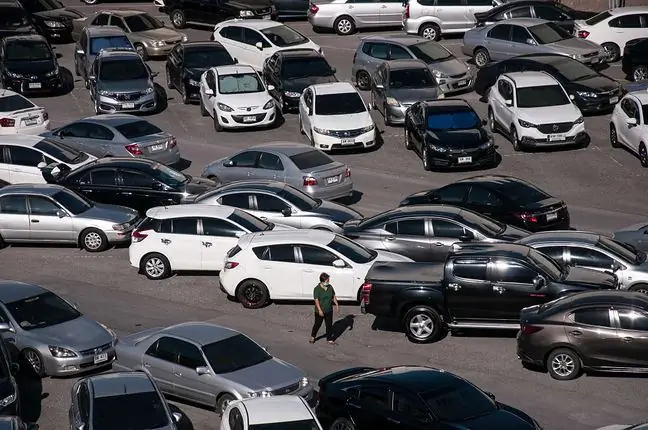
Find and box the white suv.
[487,71,589,151]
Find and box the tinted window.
[5,291,80,331]
[585,10,611,25]
[433,219,466,238]
[569,247,614,269]
[617,309,648,331]
[99,58,148,81]
[409,41,453,63]
[268,244,295,262]
[90,169,117,186]
[230,151,259,167]
[517,84,569,108]
[124,14,163,31]
[389,44,412,60]
[248,420,320,430]
[89,36,132,55]
[327,235,376,264]
[0,7,29,26]
[172,217,198,235]
[363,42,388,59]
[5,40,52,61]
[115,121,162,139]
[452,260,488,280]
[261,25,307,47]
[427,109,479,130]
[390,68,436,89]
[0,94,34,112]
[277,186,318,211]
[92,391,170,430]
[509,6,532,18]
[282,57,333,79]
[202,334,271,374]
[85,125,113,140]
[242,28,270,47]
[488,24,511,40]
[528,23,571,44]
[435,0,461,5]
[550,57,599,81]
[34,140,85,165]
[220,26,242,42]
[466,186,502,206]
[0,195,27,214]
[492,261,537,283]
[257,153,283,171]
[534,5,565,21]
[609,14,641,28]
[422,383,496,422]
[121,171,155,188]
[255,194,289,212]
[396,219,426,236]
[392,392,429,420]
[484,179,548,205]
[202,218,243,237]
[436,184,469,203]
[92,13,109,25]
[176,340,206,368]
[359,387,389,408]
[573,308,611,327]
[315,93,366,115]
[300,245,338,265]
[289,150,334,170]
[9,147,44,167]
[220,193,251,209]
[228,210,269,232]
[537,246,564,263]
[28,196,59,216]
[146,337,179,363]
[185,48,234,68]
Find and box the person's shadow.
[330,315,355,341]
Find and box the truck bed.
[366,262,445,283]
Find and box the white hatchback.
[219,230,412,308]
[0,89,50,135]
[610,91,648,167]
[221,396,323,430]
[129,204,294,280]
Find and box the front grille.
[79,342,112,357]
[536,122,573,134]
[231,113,266,123]
[328,127,367,138]
[271,382,300,395]
[237,106,259,111]
[255,7,272,14]
[114,91,144,101]
[449,72,467,79]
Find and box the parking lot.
[3,2,648,429]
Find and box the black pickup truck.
[360,243,617,343]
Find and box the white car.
[0,89,50,135]
[129,204,294,280]
[211,19,321,71]
[221,396,323,430]
[299,82,376,152]
[219,230,412,308]
[610,91,648,167]
[487,71,589,152]
[0,134,96,184]
[199,65,277,132]
[573,6,648,62]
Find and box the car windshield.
[99,58,148,81]
[409,41,453,63]
[218,73,264,94]
[315,93,366,115]
[427,109,480,130]
[327,235,377,264]
[92,392,170,430]
[0,94,34,113]
[0,8,29,26]
[21,0,64,12]
[89,36,132,55]
[421,383,496,422]
[599,236,645,264]
[277,186,318,211]
[282,57,333,79]
[249,420,320,430]
[289,150,334,170]
[124,14,163,32]
[185,48,234,68]
[34,139,86,164]
[460,210,505,235]
[528,248,564,280]
[5,41,51,61]
[5,291,81,330]
[550,57,599,81]
[228,209,271,232]
[528,23,572,44]
[115,120,162,139]
[52,190,93,215]
[517,85,569,108]
[261,25,307,47]
[150,163,187,188]
[202,334,272,374]
[390,68,436,89]
[585,10,611,25]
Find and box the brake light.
[131,230,148,243]
[125,143,143,156]
[345,167,351,177]
[225,261,239,269]
[520,325,543,335]
[361,282,373,304]
[303,176,318,186]
[168,137,177,148]
[310,3,319,14]
[514,212,538,223]
[0,118,15,127]
[43,111,49,121]
[404,3,410,19]
[577,30,589,38]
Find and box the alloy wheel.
[243,284,263,304]
[24,350,42,374]
[83,232,103,251]
[633,287,648,294]
[356,71,370,90]
[422,26,437,40]
[475,51,488,68]
[332,421,354,430]
[172,12,183,27]
[145,257,166,278]
[633,66,648,82]
[551,353,575,378]
[408,314,434,339]
[337,19,352,34]
[423,147,429,169]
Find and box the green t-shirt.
[314,284,335,314]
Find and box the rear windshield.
[289,150,334,170]
[249,421,319,430]
[485,179,549,205]
[0,94,34,112]
[115,120,162,139]
[34,140,87,164]
[585,10,611,25]
[89,36,132,56]
[409,41,453,63]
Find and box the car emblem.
[94,348,101,354]
[552,124,559,132]
[246,107,251,111]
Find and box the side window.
[172,217,198,235]
[90,169,117,186]
[392,391,429,420]
[435,184,469,203]
[0,195,27,214]
[568,247,614,269]
[388,44,412,60]
[510,25,531,44]
[609,14,641,28]
[466,186,502,207]
[617,309,648,331]
[92,13,109,25]
[58,122,92,138]
[432,219,466,238]
[145,337,179,363]
[86,124,114,140]
[109,16,128,31]
[219,193,251,209]
[452,259,488,281]
[0,146,5,164]
[228,408,244,430]
[175,340,206,369]
[466,0,494,5]
[508,6,532,18]
[268,244,296,262]
[257,152,284,171]
[487,24,511,41]
[243,28,270,47]
[221,26,244,42]
[391,219,426,236]
[28,197,60,216]
[8,147,45,167]
[536,246,565,263]
[572,308,611,327]
[159,219,172,233]
[121,170,155,188]
[631,101,641,122]
[230,151,259,167]
[435,0,462,5]
[534,5,565,21]
[358,387,389,408]
[502,81,513,100]
[300,245,338,266]
[201,218,243,237]
[491,261,538,284]
[366,43,388,60]
[255,194,289,212]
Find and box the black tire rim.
[24,350,42,374]
[610,126,617,146]
[243,284,263,305]
[640,146,648,166]
[603,44,618,61]
[633,66,648,82]
[136,45,145,57]
[357,72,369,89]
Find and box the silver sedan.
[0,184,139,252]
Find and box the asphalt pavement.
[3,2,648,429]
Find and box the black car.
[0,34,62,95]
[0,327,19,417]
[622,38,648,82]
[273,0,309,19]
[41,158,219,215]
[404,99,497,171]
[263,49,337,113]
[474,0,596,33]
[166,41,236,104]
[316,366,541,430]
[474,54,622,113]
[163,0,276,30]
[399,175,570,232]
[0,0,36,40]
[18,0,83,41]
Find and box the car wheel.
[632,65,648,82]
[199,97,208,116]
[81,0,97,4]
[422,146,432,171]
[609,124,620,148]
[355,70,371,91]
[22,348,45,377]
[419,23,440,41]
[473,48,490,69]
[0,234,4,249]
[602,42,620,62]
[84,79,90,90]
[299,113,305,135]
[170,9,187,29]
[80,228,108,252]
[166,70,174,89]
[135,44,148,61]
[403,306,444,343]
[217,393,236,416]
[640,143,648,168]
[94,98,101,115]
[488,107,497,134]
[181,85,190,104]
[404,127,413,150]
[334,16,355,35]
[141,253,171,280]
[511,127,521,152]
[331,417,356,430]
[236,279,270,309]
[629,283,648,294]
[213,110,223,132]
[547,348,581,380]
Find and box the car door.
[222,150,262,182]
[49,122,94,155]
[433,0,468,32]
[76,123,116,157]
[108,15,129,35]
[7,146,50,184]
[0,146,10,183]
[346,385,390,429]
[382,218,432,262]
[378,0,404,26]
[613,307,648,368]
[390,388,434,430]
[489,259,548,320]
[200,69,218,115]
[173,339,215,405]
[485,24,512,61]
[493,78,514,132]
[74,382,91,430]
[361,42,389,75]
[463,184,504,218]
[73,168,119,206]
[143,336,182,394]
[617,98,642,152]
[75,30,90,79]
[0,195,30,241]
[566,307,621,367]
[119,169,176,214]
[199,217,243,271]
[346,0,381,27]
[408,104,426,152]
[255,152,286,181]
[509,25,541,58]
[26,195,74,242]
[372,65,388,115]
[255,244,301,298]
[251,193,296,225]
[608,14,645,50]
[158,217,203,270]
[298,245,357,300]
[564,246,617,273]
[430,218,475,259]
[242,28,272,70]
[218,26,247,66]
[445,258,495,319]
[299,88,314,132]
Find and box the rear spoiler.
[39,162,71,184]
[318,367,375,388]
[473,11,490,26]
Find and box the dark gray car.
[614,221,648,252]
[343,205,529,262]
[73,25,134,84]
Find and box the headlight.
[574,116,584,124]
[360,124,375,133]
[98,90,115,97]
[263,99,275,109]
[150,40,165,47]
[575,91,596,98]
[217,103,233,112]
[45,66,59,77]
[284,91,301,98]
[569,53,581,60]
[188,79,200,86]
[432,69,447,79]
[98,322,117,340]
[49,346,77,358]
[144,87,154,94]
[518,119,536,128]
[300,377,309,387]
[5,71,21,79]
[428,144,447,153]
[240,10,254,17]
[0,393,16,408]
[248,390,272,398]
[313,127,331,135]
[479,138,494,149]
[45,20,65,28]
[181,34,188,42]
[385,97,399,106]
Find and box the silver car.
[307,0,403,36]
[0,280,117,377]
[69,371,181,430]
[113,322,312,414]
[0,184,139,252]
[352,35,472,94]
[194,180,363,232]
[201,142,353,200]
[462,18,606,68]
[42,114,181,166]
[403,0,496,41]
[370,59,443,126]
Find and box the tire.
[170,9,187,29]
[166,70,174,90]
[632,65,648,82]
[640,143,648,168]
[135,44,148,61]
[200,97,208,116]
[94,98,101,115]
[629,283,648,294]
[419,23,440,41]
[81,0,98,4]
[602,42,620,62]
[84,79,90,90]
[22,348,45,377]
[547,348,581,380]
[422,146,432,171]
[74,62,80,77]
[213,110,223,132]
[473,48,490,69]
[403,306,444,343]
[299,114,305,135]
[488,107,497,134]
[80,228,108,253]
[511,126,522,152]
[140,253,171,280]
[404,127,413,150]
[334,16,355,35]
[355,70,371,91]
[609,124,620,148]
[330,417,356,430]
[236,279,270,309]
[181,85,190,104]
[216,393,235,416]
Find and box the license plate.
[458,79,467,86]
[340,138,355,145]
[122,103,135,109]
[546,212,558,221]
[609,96,618,104]
[151,144,164,151]
[243,115,256,122]
[458,156,472,163]
[24,118,38,126]
[326,176,339,184]
[93,352,108,364]
[262,15,271,19]
[28,82,41,89]
[548,134,566,142]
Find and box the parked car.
[0,90,49,135]
[463,19,605,69]
[0,326,19,416]
[402,0,495,41]
[316,366,542,429]
[18,0,83,41]
[0,280,117,377]
[614,221,648,252]
[352,35,473,93]
[361,242,617,343]
[517,290,648,380]
[474,54,622,114]
[399,175,570,232]
[517,230,648,293]
[165,41,236,105]
[222,396,323,430]
[42,114,181,165]
[307,0,403,36]
[343,205,528,262]
[610,91,648,167]
[0,0,37,40]
[201,142,353,200]
[113,322,313,413]
[0,35,62,96]
[0,184,139,252]
[194,180,362,232]
[73,26,134,85]
[273,0,309,19]
[69,371,182,430]
[622,38,648,81]
[164,0,276,29]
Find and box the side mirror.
[255,42,263,50]
[504,99,512,106]
[75,49,84,55]
[485,391,496,400]
[481,119,487,125]
[569,94,575,100]
[375,84,384,90]
[56,209,66,218]
[627,117,638,127]
[223,159,235,167]
[151,71,159,78]
[233,57,238,64]
[172,412,182,423]
[56,52,63,59]
[611,261,622,271]
[332,259,346,268]
[533,275,546,290]
[331,67,336,73]
[205,88,214,96]
[37,161,47,169]
[0,323,14,333]
[152,181,164,191]
[267,84,275,91]
[9,363,19,376]
[459,231,474,241]
[195,366,210,375]
[88,75,96,81]
[525,38,536,45]
[281,207,292,217]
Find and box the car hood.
[33,7,84,20]
[283,75,337,93]
[389,87,441,104]
[137,27,182,42]
[570,75,618,92]
[548,38,601,54]
[79,203,139,224]
[269,223,296,231]
[518,105,580,123]
[563,267,617,289]
[314,199,363,222]
[441,406,536,429]
[222,357,303,391]
[426,128,488,149]
[98,79,152,93]
[430,58,468,77]
[375,250,413,262]
[615,221,648,232]
[313,111,372,130]
[184,176,219,197]
[28,316,112,351]
[496,224,530,241]
[4,59,56,75]
[218,92,273,109]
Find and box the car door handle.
[433,242,444,246]
[448,283,461,291]
[143,362,151,368]
[161,238,171,245]
[387,418,400,424]
[303,269,314,273]
[492,285,505,293]
[31,219,39,223]
[385,237,395,241]
[122,192,133,196]
[622,337,633,343]
[380,4,387,7]
[174,372,182,377]
[569,330,582,336]
[260,217,267,220]
[202,241,212,247]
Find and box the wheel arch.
[139,251,173,271]
[234,278,271,299]
[543,344,583,370]
[417,19,441,35]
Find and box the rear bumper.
[520,131,589,148]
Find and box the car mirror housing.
[196,366,210,375]
[332,259,346,268]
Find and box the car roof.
[249,141,316,156]
[362,34,427,45]
[0,183,65,197]
[145,204,235,219]
[628,90,648,105]
[86,25,127,37]
[214,64,257,75]
[0,133,44,147]
[503,71,557,87]
[384,59,428,70]
[312,82,356,95]
[277,48,322,59]
[209,180,287,194]
[455,174,528,186]
[82,157,159,169]
[219,19,282,30]
[451,242,532,257]
[499,17,547,26]
[336,366,462,392]
[239,396,312,424]
[242,229,336,246]
[375,204,464,218]
[422,98,472,110]
[609,6,648,15]
[0,280,47,304]
[547,290,648,311]
[3,34,47,44]
[182,41,226,51]
[101,9,148,17]
[98,49,141,60]
[518,230,601,244]
[88,372,156,398]
[160,322,239,345]
[80,113,144,127]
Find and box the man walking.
[309,272,339,345]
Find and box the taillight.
[361,282,372,304]
[577,30,589,38]
[404,3,410,19]
[168,137,177,148]
[303,176,318,186]
[345,167,351,177]
[310,3,319,14]
[225,261,239,269]
[520,325,543,335]
[514,212,538,223]
[131,230,148,242]
[43,111,49,121]
[0,118,15,127]
[125,143,143,156]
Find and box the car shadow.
[21,67,74,99]
[171,158,192,171]
[168,404,195,430]
[12,349,47,424]
[335,190,363,206]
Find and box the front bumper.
[3,74,63,94]
[518,123,589,147]
[41,25,73,40]
[184,82,201,101]
[312,129,376,151]
[427,146,497,168]
[385,105,408,125]
[44,346,116,376]
[217,108,276,129]
[145,43,180,57]
[96,93,157,114]
[281,93,301,111]
[439,75,473,94]
[575,93,620,113]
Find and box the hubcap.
[634,67,648,82]
[423,27,436,39]
[244,285,262,303]
[84,232,102,250]
[551,353,575,377]
[358,73,368,88]
[145,257,165,278]
[25,350,41,373]
[409,314,433,338]
[603,45,617,60]
[332,421,353,430]
[172,12,182,26]
[338,19,351,34]
[476,52,486,67]
[641,147,647,164]
[220,399,231,413]
[634,287,648,294]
